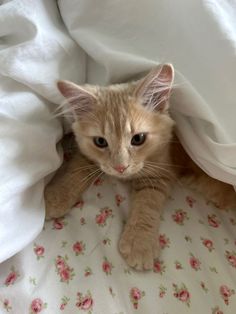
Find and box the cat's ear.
[57,80,96,117]
[134,64,174,112]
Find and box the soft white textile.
[58,0,236,186]
[0,0,236,263]
[0,0,83,262]
[0,181,236,313]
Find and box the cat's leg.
[182,169,236,210]
[119,177,174,270]
[44,152,99,219]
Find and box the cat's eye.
[93,137,108,148]
[131,133,146,146]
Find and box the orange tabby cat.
[45,64,236,270]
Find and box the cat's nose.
[113,164,127,174]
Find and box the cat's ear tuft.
[57,80,96,117]
[134,64,174,112]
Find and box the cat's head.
[57,64,175,179]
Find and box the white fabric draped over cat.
[0,0,236,262]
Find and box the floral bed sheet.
[0,178,236,314]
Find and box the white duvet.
[0,0,236,263]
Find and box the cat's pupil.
[93,137,108,148]
[131,133,146,146]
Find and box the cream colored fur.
[45,64,236,270]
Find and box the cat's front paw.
[44,184,72,220]
[119,224,160,271]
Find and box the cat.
[44,64,236,271]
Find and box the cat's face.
[58,64,174,179]
[72,94,174,179]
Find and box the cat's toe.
[119,227,160,271]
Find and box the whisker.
[78,168,103,192]
[144,163,183,187]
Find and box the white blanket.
[0,0,236,263]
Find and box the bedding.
[0,0,236,313]
[0,181,236,313]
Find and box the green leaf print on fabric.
[60,296,70,311]
[159,285,167,298]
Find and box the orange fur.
[45,64,236,270]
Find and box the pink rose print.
[33,244,45,260]
[115,194,125,206]
[52,218,67,230]
[189,254,201,271]
[73,241,86,256]
[60,296,69,311]
[175,261,183,270]
[60,268,70,281]
[129,287,145,309]
[219,285,235,305]
[84,267,93,277]
[208,214,220,228]
[212,306,224,314]
[225,250,236,268]
[201,238,214,252]
[80,217,86,225]
[159,285,167,298]
[186,196,196,207]
[159,234,170,249]
[95,207,113,227]
[76,291,93,313]
[172,209,189,225]
[94,177,103,186]
[74,200,84,209]
[2,299,12,312]
[4,266,20,286]
[30,298,47,313]
[55,255,75,283]
[153,259,166,275]
[102,257,114,275]
[173,283,191,307]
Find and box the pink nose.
[114,164,127,173]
